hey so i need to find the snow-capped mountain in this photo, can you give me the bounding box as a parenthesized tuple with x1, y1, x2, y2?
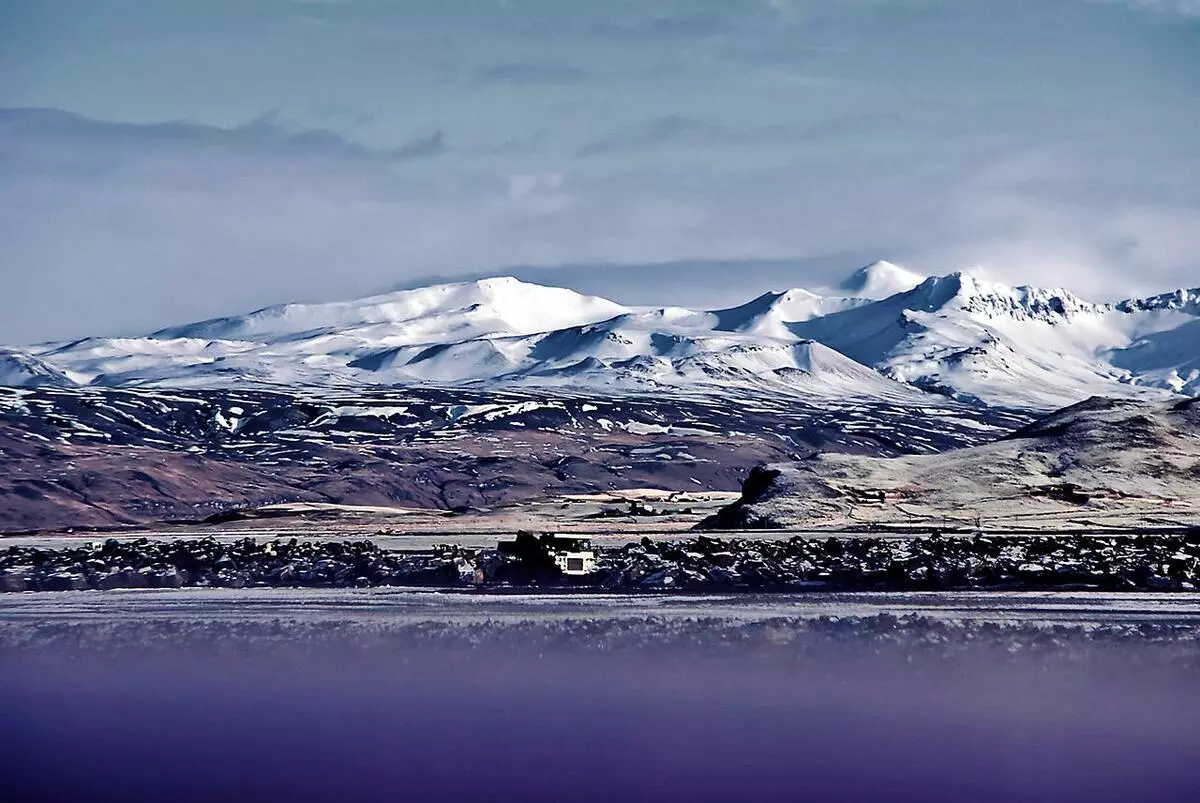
(792, 272, 1199, 408)
(40, 277, 632, 388)
(7, 262, 1200, 410)
(153, 276, 628, 343)
(834, 260, 926, 300)
(28, 269, 921, 397)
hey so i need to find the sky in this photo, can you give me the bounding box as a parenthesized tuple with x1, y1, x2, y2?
(1, 0, 1198, 342)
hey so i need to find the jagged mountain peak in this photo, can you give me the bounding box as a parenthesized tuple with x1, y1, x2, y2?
(1116, 286, 1200, 315)
(899, 271, 1100, 322)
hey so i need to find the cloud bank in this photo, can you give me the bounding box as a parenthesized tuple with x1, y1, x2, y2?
(1, 1, 1197, 342)
(1, 106, 1197, 344)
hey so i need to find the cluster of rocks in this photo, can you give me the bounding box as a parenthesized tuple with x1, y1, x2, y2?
(595, 534, 1200, 591)
(0, 537, 478, 593)
(2, 532, 1199, 593)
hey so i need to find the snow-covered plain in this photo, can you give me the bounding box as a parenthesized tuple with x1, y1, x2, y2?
(3, 260, 1198, 410)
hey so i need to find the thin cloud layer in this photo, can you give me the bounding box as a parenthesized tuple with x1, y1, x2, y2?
(1094, 0, 1200, 17)
(2, 108, 1197, 344)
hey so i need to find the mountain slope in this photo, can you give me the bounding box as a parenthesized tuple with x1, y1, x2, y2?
(348, 305, 917, 398)
(1107, 318, 1200, 395)
(0, 383, 1026, 532)
(703, 396, 1200, 530)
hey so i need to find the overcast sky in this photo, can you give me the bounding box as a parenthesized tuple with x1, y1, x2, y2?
(1, 0, 1198, 342)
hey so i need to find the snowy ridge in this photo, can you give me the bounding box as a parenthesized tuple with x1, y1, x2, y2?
(793, 272, 1200, 408)
(0, 348, 75, 387)
(348, 304, 911, 399)
(1116, 287, 1200, 316)
(154, 276, 629, 343)
(712, 289, 865, 339)
(7, 262, 1200, 410)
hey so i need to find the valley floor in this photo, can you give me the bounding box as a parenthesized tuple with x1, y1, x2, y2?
(0, 384, 1030, 533)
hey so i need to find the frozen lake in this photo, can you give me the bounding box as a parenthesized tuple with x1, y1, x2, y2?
(4, 588, 1199, 803)
(3, 586, 1200, 626)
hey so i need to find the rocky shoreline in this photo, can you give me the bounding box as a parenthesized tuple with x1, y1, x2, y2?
(3, 531, 1199, 593)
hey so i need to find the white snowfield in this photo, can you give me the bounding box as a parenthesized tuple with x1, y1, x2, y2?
(5, 261, 1199, 410)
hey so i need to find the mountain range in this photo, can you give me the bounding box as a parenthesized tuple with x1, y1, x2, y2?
(4, 260, 1198, 411)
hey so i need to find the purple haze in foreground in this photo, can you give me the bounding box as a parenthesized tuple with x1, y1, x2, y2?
(3, 645, 1196, 803)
